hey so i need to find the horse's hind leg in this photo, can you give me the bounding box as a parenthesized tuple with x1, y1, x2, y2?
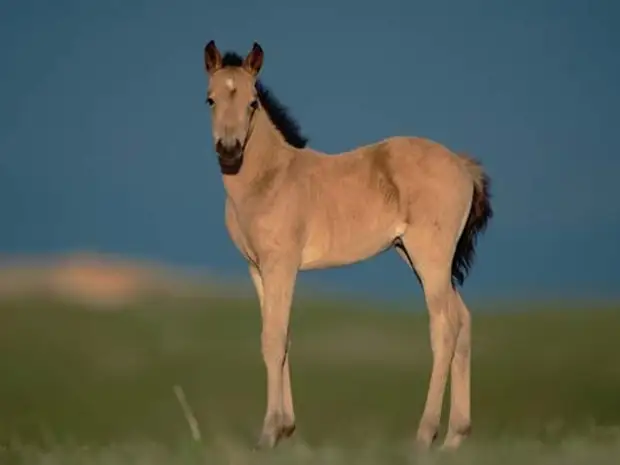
(395, 232, 460, 449)
(443, 290, 471, 449)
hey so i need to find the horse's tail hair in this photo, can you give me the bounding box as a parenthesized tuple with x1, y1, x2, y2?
(451, 155, 494, 287)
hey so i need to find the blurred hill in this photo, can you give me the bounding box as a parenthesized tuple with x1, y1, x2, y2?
(0, 251, 252, 307)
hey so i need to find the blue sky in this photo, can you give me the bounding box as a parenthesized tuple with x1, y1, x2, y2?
(1, 0, 619, 301)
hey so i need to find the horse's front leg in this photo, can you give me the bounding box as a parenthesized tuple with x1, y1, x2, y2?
(252, 258, 298, 449)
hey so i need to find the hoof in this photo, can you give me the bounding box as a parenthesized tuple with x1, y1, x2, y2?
(253, 433, 277, 451)
(254, 415, 296, 450)
(415, 424, 438, 450)
(441, 426, 471, 450)
(281, 422, 296, 439)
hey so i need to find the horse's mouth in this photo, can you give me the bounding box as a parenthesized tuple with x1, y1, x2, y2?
(217, 152, 243, 175)
(218, 151, 241, 164)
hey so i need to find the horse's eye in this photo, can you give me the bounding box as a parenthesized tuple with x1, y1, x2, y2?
(206, 97, 215, 107)
(249, 99, 258, 110)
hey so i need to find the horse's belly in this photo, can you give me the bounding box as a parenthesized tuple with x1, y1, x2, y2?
(299, 221, 406, 270)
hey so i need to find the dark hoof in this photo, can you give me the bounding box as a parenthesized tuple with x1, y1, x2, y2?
(281, 422, 296, 438)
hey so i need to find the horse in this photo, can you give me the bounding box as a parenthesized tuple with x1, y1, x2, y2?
(201, 40, 493, 450)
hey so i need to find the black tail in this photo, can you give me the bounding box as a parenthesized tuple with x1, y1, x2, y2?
(451, 158, 493, 287)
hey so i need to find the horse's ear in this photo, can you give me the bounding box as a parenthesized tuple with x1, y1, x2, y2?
(242, 42, 264, 76)
(204, 40, 222, 75)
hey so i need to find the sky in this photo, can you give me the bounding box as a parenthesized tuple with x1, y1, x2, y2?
(1, 0, 619, 302)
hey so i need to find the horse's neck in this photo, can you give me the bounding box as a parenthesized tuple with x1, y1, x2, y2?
(222, 109, 292, 204)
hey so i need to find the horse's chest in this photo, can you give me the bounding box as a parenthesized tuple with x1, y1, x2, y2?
(224, 203, 255, 262)
(225, 201, 300, 263)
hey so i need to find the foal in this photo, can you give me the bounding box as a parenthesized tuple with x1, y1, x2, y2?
(202, 40, 493, 450)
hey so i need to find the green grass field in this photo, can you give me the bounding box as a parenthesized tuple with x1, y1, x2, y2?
(0, 295, 619, 464)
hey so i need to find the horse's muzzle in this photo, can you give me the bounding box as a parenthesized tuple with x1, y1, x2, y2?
(215, 140, 242, 163)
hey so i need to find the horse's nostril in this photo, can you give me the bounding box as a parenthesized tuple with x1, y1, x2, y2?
(215, 140, 242, 158)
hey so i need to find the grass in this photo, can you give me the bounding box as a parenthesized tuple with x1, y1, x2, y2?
(0, 295, 619, 464)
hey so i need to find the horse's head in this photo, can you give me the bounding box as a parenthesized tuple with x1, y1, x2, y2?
(203, 41, 263, 172)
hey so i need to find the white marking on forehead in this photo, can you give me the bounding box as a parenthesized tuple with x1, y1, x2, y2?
(225, 78, 235, 91)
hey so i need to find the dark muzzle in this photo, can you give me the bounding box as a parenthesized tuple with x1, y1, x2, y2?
(215, 139, 243, 175)
(215, 140, 242, 161)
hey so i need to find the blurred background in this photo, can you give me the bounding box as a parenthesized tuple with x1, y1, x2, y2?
(2, 0, 618, 304)
(1, 1, 619, 462)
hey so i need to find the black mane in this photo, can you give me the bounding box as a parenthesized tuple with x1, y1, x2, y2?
(221, 52, 308, 149)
